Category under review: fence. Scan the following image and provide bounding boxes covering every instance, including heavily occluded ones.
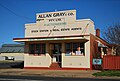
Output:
[103,55,120,70]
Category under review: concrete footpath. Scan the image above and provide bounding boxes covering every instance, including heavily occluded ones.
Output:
[0,69,120,79]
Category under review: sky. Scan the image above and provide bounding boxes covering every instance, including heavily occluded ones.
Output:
[0,0,120,46]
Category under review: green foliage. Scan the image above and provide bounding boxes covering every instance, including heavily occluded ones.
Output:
[93,70,120,77]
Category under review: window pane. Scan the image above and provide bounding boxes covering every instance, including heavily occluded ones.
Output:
[65,42,85,55]
[29,43,46,54]
[29,44,35,54]
[42,43,46,54]
[80,43,84,54]
[66,43,71,49]
[73,43,79,53]
[65,43,71,54]
[35,44,40,54]
[39,43,46,54]
[73,43,78,49]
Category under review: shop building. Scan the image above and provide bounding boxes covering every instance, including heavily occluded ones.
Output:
[13,10,112,70]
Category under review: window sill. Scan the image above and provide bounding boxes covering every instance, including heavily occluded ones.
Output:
[29,54,46,56]
[65,54,85,56]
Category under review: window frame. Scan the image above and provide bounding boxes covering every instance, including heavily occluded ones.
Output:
[65,42,85,56]
[29,43,46,56]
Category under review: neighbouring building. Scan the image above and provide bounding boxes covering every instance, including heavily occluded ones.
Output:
[13,10,113,70]
[0,44,24,61]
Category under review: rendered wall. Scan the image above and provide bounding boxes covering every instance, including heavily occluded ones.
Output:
[24,53,51,67]
[62,36,91,68]
[25,10,95,38]
[25,19,94,38]
[24,42,51,67]
[23,10,95,68]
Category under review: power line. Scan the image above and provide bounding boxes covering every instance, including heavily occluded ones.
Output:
[0,3,32,22]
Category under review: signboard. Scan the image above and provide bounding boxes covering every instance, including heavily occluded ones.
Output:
[36,10,76,21]
[25,10,93,37]
[93,59,102,65]
[36,10,76,27]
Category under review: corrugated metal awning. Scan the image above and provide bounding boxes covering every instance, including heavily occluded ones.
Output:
[13,35,89,42]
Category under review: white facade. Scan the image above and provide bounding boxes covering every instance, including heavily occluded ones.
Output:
[62,36,90,68]
[14,10,96,69]
[25,10,95,38]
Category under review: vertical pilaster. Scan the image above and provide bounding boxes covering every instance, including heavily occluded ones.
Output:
[46,42,49,53]
[61,42,65,68]
[25,42,29,54]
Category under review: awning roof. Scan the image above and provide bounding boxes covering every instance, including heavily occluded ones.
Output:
[13,35,89,42]
[97,41,108,47]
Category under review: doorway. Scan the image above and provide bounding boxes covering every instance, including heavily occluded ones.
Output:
[50,43,62,63]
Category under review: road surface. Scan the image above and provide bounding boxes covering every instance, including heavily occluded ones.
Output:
[0,75,119,81]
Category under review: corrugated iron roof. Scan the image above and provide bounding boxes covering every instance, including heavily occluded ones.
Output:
[0,44,24,53]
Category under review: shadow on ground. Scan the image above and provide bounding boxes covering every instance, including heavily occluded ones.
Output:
[11,61,24,69]
[0,61,24,69]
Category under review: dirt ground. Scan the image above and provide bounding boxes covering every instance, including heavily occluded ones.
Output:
[0,69,120,79]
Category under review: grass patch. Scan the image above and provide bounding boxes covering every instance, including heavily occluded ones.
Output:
[93,70,120,77]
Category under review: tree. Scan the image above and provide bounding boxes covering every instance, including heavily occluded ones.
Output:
[103,23,120,56]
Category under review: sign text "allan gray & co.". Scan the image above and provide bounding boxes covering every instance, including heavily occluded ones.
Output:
[38,12,74,19]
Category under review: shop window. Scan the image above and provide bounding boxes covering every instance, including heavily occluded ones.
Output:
[73,43,79,53]
[29,43,46,55]
[66,43,72,54]
[65,42,85,56]
[29,44,35,54]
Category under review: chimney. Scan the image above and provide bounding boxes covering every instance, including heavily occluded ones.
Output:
[96,29,100,37]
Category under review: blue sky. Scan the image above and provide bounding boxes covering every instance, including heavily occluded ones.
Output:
[0,0,120,46]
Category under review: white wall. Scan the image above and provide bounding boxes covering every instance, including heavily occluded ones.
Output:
[25,10,95,38]
[25,19,94,38]
[0,56,5,60]
[24,42,51,67]
[62,36,91,68]
[23,10,94,68]
[24,53,51,67]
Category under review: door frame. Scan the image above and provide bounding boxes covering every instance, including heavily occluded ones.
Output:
[49,43,62,63]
